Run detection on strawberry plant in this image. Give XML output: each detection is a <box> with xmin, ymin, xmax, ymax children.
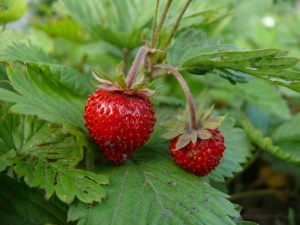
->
<box><xmin>1</xmin><ymin>0</ymin><xmax>300</xmax><ymax>224</ymax></box>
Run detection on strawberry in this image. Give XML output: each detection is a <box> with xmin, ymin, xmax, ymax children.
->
<box><xmin>169</xmin><ymin>129</ymin><xmax>225</xmax><ymax>176</ymax></box>
<box><xmin>84</xmin><ymin>47</ymin><xmax>157</xmax><ymax>165</ymax></box>
<box><xmin>157</xmin><ymin>64</ymin><xmax>227</xmax><ymax>176</ymax></box>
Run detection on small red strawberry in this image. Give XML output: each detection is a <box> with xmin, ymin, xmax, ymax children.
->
<box><xmin>84</xmin><ymin>47</ymin><xmax>157</xmax><ymax>165</ymax></box>
<box><xmin>158</xmin><ymin>64</ymin><xmax>226</xmax><ymax>176</ymax></box>
<box><xmin>169</xmin><ymin>129</ymin><xmax>225</xmax><ymax>176</ymax></box>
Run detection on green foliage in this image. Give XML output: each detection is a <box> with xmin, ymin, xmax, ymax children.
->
<box><xmin>0</xmin><ymin>107</ymin><xmax>108</xmax><ymax>204</ymax></box>
<box><xmin>242</xmin><ymin>117</ymin><xmax>300</xmax><ymax>163</ymax></box>
<box><xmin>0</xmin><ymin>40</ymin><xmax>93</xmax><ymax>96</ymax></box>
<box><xmin>61</xmin><ymin>0</ymin><xmax>154</xmax><ymax>50</ymax></box>
<box><xmin>0</xmin><ymin>1</ymin><xmax>300</xmax><ymax>224</ymax></box>
<box><xmin>68</xmin><ymin>148</ymin><xmax>239</xmax><ymax>225</ymax></box>
<box><xmin>0</xmin><ymin>0</ymin><xmax>27</xmax><ymax>24</ymax></box>
<box><xmin>168</xmin><ymin>29</ymin><xmax>300</xmax><ymax>92</ymax></box>
<box><xmin>0</xmin><ymin>173</ymin><xmax>69</xmax><ymax>225</ymax></box>
<box><xmin>34</xmin><ymin>17</ymin><xmax>93</xmax><ymax>43</ymax></box>
<box><xmin>272</xmin><ymin>112</ymin><xmax>300</xmax><ymax>161</ymax></box>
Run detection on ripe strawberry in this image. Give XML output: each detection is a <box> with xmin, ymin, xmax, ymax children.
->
<box><xmin>158</xmin><ymin>63</ymin><xmax>227</xmax><ymax>177</ymax></box>
<box><xmin>169</xmin><ymin>129</ymin><xmax>225</xmax><ymax>176</ymax></box>
<box><xmin>84</xmin><ymin>89</ymin><xmax>156</xmax><ymax>165</ymax></box>
<box><xmin>84</xmin><ymin>47</ymin><xmax>157</xmax><ymax>165</ymax></box>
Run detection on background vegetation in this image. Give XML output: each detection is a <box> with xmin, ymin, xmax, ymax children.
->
<box><xmin>0</xmin><ymin>0</ymin><xmax>300</xmax><ymax>224</ymax></box>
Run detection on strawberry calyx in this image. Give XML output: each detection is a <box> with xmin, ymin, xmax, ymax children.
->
<box><xmin>92</xmin><ymin>47</ymin><xmax>158</xmax><ymax>98</ymax></box>
<box><xmin>161</xmin><ymin>103</ymin><xmax>227</xmax><ymax>150</ymax></box>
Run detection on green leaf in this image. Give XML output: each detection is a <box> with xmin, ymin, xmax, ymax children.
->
<box><xmin>272</xmin><ymin>112</ymin><xmax>300</xmax><ymax>142</ymax></box>
<box><xmin>5</xmin><ymin>63</ymin><xmax>86</xmax><ymax>130</ymax></box>
<box><xmin>167</xmin><ymin>28</ymin><xmax>240</xmax><ymax>67</ymax></box>
<box><xmin>0</xmin><ymin>108</ymin><xmax>109</xmax><ymax>204</ymax></box>
<box><xmin>62</xmin><ymin>0</ymin><xmax>154</xmax><ymax>50</ymax></box>
<box><xmin>34</xmin><ymin>17</ymin><xmax>93</xmax><ymax>43</ymax></box>
<box><xmin>0</xmin><ymin>88</ymin><xmax>23</xmax><ymax>103</ymax></box>
<box><xmin>68</xmin><ymin>149</ymin><xmax>239</xmax><ymax>225</ymax></box>
<box><xmin>208</xmin><ymin>117</ymin><xmax>252</xmax><ymax>182</ymax></box>
<box><xmin>0</xmin><ymin>28</ymin><xmax>22</xmax><ymax>49</ymax></box>
<box><xmin>211</xmin><ymin>68</ymin><xmax>250</xmax><ymax>84</ymax></box>
<box><xmin>0</xmin><ymin>0</ymin><xmax>27</xmax><ymax>24</ymax></box>
<box><xmin>0</xmin><ymin>149</ymin><xmax>15</xmax><ymax>172</ymax></box>
<box><xmin>242</xmin><ymin>117</ymin><xmax>300</xmax><ymax>163</ymax></box>
<box><xmin>0</xmin><ymin>174</ymin><xmax>68</xmax><ymax>225</ymax></box>
<box><xmin>0</xmin><ymin>40</ymin><xmax>93</xmax><ymax>96</ymax></box>
<box><xmin>180</xmin><ymin>46</ymin><xmax>300</xmax><ymax>92</ymax></box>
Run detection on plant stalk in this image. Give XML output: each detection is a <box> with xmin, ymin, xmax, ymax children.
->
<box><xmin>150</xmin><ymin>0</ymin><xmax>160</xmax><ymax>48</ymax></box>
<box><xmin>158</xmin><ymin>64</ymin><xmax>197</xmax><ymax>130</ymax></box>
<box><xmin>152</xmin><ymin>0</ymin><xmax>173</xmax><ymax>48</ymax></box>
<box><xmin>159</xmin><ymin>0</ymin><xmax>192</xmax><ymax>61</ymax></box>
<box><xmin>126</xmin><ymin>47</ymin><xmax>148</xmax><ymax>88</ymax></box>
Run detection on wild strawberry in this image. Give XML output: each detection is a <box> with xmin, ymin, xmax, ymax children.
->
<box><xmin>169</xmin><ymin>129</ymin><xmax>225</xmax><ymax>176</ymax></box>
<box><xmin>158</xmin><ymin>64</ymin><xmax>227</xmax><ymax>176</ymax></box>
<box><xmin>84</xmin><ymin>47</ymin><xmax>157</xmax><ymax>165</ymax></box>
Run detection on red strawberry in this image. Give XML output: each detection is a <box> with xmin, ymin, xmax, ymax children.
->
<box><xmin>84</xmin><ymin>89</ymin><xmax>156</xmax><ymax>165</ymax></box>
<box><xmin>157</xmin><ymin>64</ymin><xmax>227</xmax><ymax>177</ymax></box>
<box><xmin>84</xmin><ymin>47</ymin><xmax>157</xmax><ymax>165</ymax></box>
<box><xmin>169</xmin><ymin>129</ymin><xmax>225</xmax><ymax>176</ymax></box>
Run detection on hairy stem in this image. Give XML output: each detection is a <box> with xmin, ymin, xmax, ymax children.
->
<box><xmin>157</xmin><ymin>64</ymin><xmax>197</xmax><ymax>130</ymax></box>
<box><xmin>150</xmin><ymin>0</ymin><xmax>160</xmax><ymax>48</ymax></box>
<box><xmin>126</xmin><ymin>47</ymin><xmax>148</xmax><ymax>88</ymax></box>
<box><xmin>152</xmin><ymin>0</ymin><xmax>173</xmax><ymax>48</ymax></box>
<box><xmin>159</xmin><ymin>0</ymin><xmax>192</xmax><ymax>61</ymax></box>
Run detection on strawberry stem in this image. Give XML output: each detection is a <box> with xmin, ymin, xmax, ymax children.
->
<box><xmin>152</xmin><ymin>0</ymin><xmax>173</xmax><ymax>48</ymax></box>
<box><xmin>158</xmin><ymin>0</ymin><xmax>192</xmax><ymax>61</ymax></box>
<box><xmin>150</xmin><ymin>0</ymin><xmax>160</xmax><ymax>48</ymax></box>
<box><xmin>126</xmin><ymin>47</ymin><xmax>148</xmax><ymax>89</ymax></box>
<box><xmin>158</xmin><ymin>64</ymin><xmax>198</xmax><ymax>130</ymax></box>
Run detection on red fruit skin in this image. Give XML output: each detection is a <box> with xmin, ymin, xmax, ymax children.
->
<box><xmin>84</xmin><ymin>89</ymin><xmax>156</xmax><ymax>165</ymax></box>
<box><xmin>169</xmin><ymin>129</ymin><xmax>225</xmax><ymax>176</ymax></box>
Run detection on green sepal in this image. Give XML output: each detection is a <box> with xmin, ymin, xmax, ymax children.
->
<box><xmin>199</xmin><ymin>104</ymin><xmax>214</xmax><ymax>122</ymax></box>
<box><xmin>175</xmin><ymin>133</ymin><xmax>192</xmax><ymax>150</ymax></box>
<box><xmin>92</xmin><ymin>67</ymin><xmax>116</xmax><ymax>85</ymax></box>
<box><xmin>161</xmin><ymin>102</ymin><xmax>227</xmax><ymax>149</ymax></box>
<box><xmin>160</xmin><ymin>128</ymin><xmax>185</xmax><ymax>139</ymax></box>
<box><xmin>131</xmin><ymin>82</ymin><xmax>151</xmax><ymax>93</ymax></box>
<box><xmin>116</xmin><ymin>61</ymin><xmax>125</xmax><ymax>76</ymax></box>
<box><xmin>197</xmin><ymin>130</ymin><xmax>212</xmax><ymax>139</ymax></box>
<box><xmin>116</xmin><ymin>74</ymin><xmax>127</xmax><ymax>89</ymax></box>
<box><xmin>202</xmin><ymin>122</ymin><xmax>222</xmax><ymax>129</ymax></box>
